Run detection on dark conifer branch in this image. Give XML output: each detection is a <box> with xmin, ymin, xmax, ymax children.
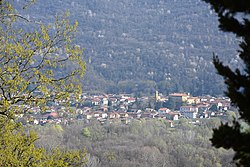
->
<box><xmin>204</xmin><ymin>0</ymin><xmax>250</xmax><ymax>166</ymax></box>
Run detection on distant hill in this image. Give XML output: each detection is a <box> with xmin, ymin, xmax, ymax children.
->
<box><xmin>16</xmin><ymin>0</ymin><xmax>239</xmax><ymax>96</ymax></box>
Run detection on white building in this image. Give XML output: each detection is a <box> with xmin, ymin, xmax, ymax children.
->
<box><xmin>180</xmin><ymin>106</ymin><xmax>198</xmax><ymax>119</ymax></box>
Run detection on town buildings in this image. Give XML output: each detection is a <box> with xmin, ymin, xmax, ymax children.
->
<box><xmin>17</xmin><ymin>92</ymin><xmax>233</xmax><ymax>127</ymax></box>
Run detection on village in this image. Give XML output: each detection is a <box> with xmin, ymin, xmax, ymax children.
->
<box><xmin>17</xmin><ymin>91</ymin><xmax>234</xmax><ymax>127</ymax></box>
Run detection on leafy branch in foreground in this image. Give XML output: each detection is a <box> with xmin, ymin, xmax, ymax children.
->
<box><xmin>0</xmin><ymin>1</ymin><xmax>88</xmax><ymax>166</ymax></box>
<box><xmin>0</xmin><ymin>1</ymin><xmax>86</xmax><ymax>118</ymax></box>
<box><xmin>0</xmin><ymin>116</ymin><xmax>88</xmax><ymax>166</ymax></box>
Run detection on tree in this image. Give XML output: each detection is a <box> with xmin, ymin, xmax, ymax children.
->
<box><xmin>82</xmin><ymin>127</ymin><xmax>91</xmax><ymax>138</ymax></box>
<box><xmin>209</xmin><ymin>104</ymin><xmax>218</xmax><ymax>112</ymax></box>
<box><xmin>0</xmin><ymin>116</ymin><xmax>88</xmax><ymax>166</ymax></box>
<box><xmin>0</xmin><ymin>1</ymin><xmax>87</xmax><ymax>165</ymax></box>
<box><xmin>0</xmin><ymin>0</ymin><xmax>86</xmax><ymax>118</ymax></box>
<box><xmin>202</xmin><ymin>0</ymin><xmax>250</xmax><ymax>166</ymax></box>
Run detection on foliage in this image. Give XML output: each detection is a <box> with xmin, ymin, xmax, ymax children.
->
<box><xmin>0</xmin><ymin>116</ymin><xmax>87</xmax><ymax>166</ymax></box>
<box><xmin>82</xmin><ymin>127</ymin><xmax>91</xmax><ymax>138</ymax></box>
<box><xmin>0</xmin><ymin>0</ymin><xmax>86</xmax><ymax>118</ymax></box>
<box><xmin>12</xmin><ymin>0</ymin><xmax>238</xmax><ymax>96</ymax></box>
<box><xmin>202</xmin><ymin>0</ymin><xmax>250</xmax><ymax>166</ymax></box>
<box><xmin>34</xmin><ymin>119</ymin><xmax>235</xmax><ymax>167</ymax></box>
<box><xmin>165</xmin><ymin>98</ymin><xmax>184</xmax><ymax>110</ymax></box>
<box><xmin>209</xmin><ymin>104</ymin><xmax>218</xmax><ymax>112</ymax></box>
<box><xmin>0</xmin><ymin>1</ymin><xmax>87</xmax><ymax>166</ymax></box>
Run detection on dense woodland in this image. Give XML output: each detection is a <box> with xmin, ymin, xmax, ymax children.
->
<box><xmin>32</xmin><ymin>118</ymin><xmax>235</xmax><ymax>167</ymax></box>
<box><xmin>14</xmin><ymin>0</ymin><xmax>239</xmax><ymax>96</ymax></box>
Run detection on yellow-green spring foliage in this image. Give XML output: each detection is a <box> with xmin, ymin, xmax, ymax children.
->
<box><xmin>0</xmin><ymin>1</ymin><xmax>86</xmax><ymax>117</ymax></box>
<box><xmin>0</xmin><ymin>117</ymin><xmax>88</xmax><ymax>166</ymax></box>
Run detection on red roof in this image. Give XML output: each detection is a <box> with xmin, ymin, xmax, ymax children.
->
<box><xmin>159</xmin><ymin>108</ymin><xmax>170</xmax><ymax>111</ymax></box>
<box><xmin>169</xmin><ymin>93</ymin><xmax>188</xmax><ymax>97</ymax></box>
<box><xmin>49</xmin><ymin>112</ymin><xmax>58</xmax><ymax>117</ymax></box>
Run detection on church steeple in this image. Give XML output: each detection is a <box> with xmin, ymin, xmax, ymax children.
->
<box><xmin>155</xmin><ymin>90</ymin><xmax>159</xmax><ymax>102</ymax></box>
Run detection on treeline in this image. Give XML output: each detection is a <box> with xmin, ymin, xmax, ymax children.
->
<box><xmin>32</xmin><ymin>118</ymin><xmax>235</xmax><ymax>167</ymax></box>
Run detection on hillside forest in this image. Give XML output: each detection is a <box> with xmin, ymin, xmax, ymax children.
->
<box><xmin>15</xmin><ymin>0</ymin><xmax>239</xmax><ymax>96</ymax></box>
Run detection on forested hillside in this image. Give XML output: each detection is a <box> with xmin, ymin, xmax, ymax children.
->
<box><xmin>16</xmin><ymin>0</ymin><xmax>238</xmax><ymax>95</ymax></box>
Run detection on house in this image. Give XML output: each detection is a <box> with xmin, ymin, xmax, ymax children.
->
<box><xmin>93</xmin><ymin>111</ymin><xmax>102</xmax><ymax>118</ymax></box>
<box><xmin>186</xmin><ymin>97</ymin><xmax>200</xmax><ymax>105</ymax></box>
<box><xmin>120</xmin><ymin>112</ymin><xmax>129</xmax><ymax>118</ymax></box>
<box><xmin>127</xmin><ymin>98</ymin><xmax>136</xmax><ymax>104</ymax></box>
<box><xmin>166</xmin><ymin>112</ymin><xmax>179</xmax><ymax>120</ymax></box>
<box><xmin>219</xmin><ymin>102</ymin><xmax>230</xmax><ymax>111</ymax></box>
<box><xmin>141</xmin><ymin>111</ymin><xmax>158</xmax><ymax>119</ymax></box>
<box><xmin>119</xmin><ymin>112</ymin><xmax>130</xmax><ymax>124</ymax></box>
<box><xmin>200</xmin><ymin>95</ymin><xmax>213</xmax><ymax>102</ymax></box>
<box><xmin>109</xmin><ymin>98</ymin><xmax>118</xmax><ymax>103</ymax></box>
<box><xmin>109</xmin><ymin>112</ymin><xmax>120</xmax><ymax>119</ymax></box>
<box><xmin>101</xmin><ymin>112</ymin><xmax>108</xmax><ymax>119</ymax></box>
<box><xmin>199</xmin><ymin>111</ymin><xmax>209</xmax><ymax>118</ymax></box>
<box><xmin>168</xmin><ymin>93</ymin><xmax>189</xmax><ymax>102</ymax></box>
<box><xmin>180</xmin><ymin>106</ymin><xmax>198</xmax><ymax>113</ymax></box>
<box><xmin>33</xmin><ymin>119</ymin><xmax>39</xmax><ymax>125</ymax></box>
<box><xmin>180</xmin><ymin>106</ymin><xmax>198</xmax><ymax>119</ymax></box>
<box><xmin>102</xmin><ymin>98</ymin><xmax>109</xmax><ymax>106</ymax></box>
<box><xmin>182</xmin><ymin>111</ymin><xmax>198</xmax><ymax>119</ymax></box>
<box><xmin>127</xmin><ymin>112</ymin><xmax>140</xmax><ymax>119</ymax></box>
<box><xmin>83</xmin><ymin>113</ymin><xmax>93</xmax><ymax>120</ymax></box>
<box><xmin>92</xmin><ymin>98</ymin><xmax>101</xmax><ymax>106</ymax></box>
<box><xmin>145</xmin><ymin>108</ymin><xmax>155</xmax><ymax>112</ymax></box>
<box><xmin>212</xmin><ymin>100</ymin><xmax>231</xmax><ymax>111</ymax></box>
<box><xmin>158</xmin><ymin>108</ymin><xmax>171</xmax><ymax>114</ymax></box>
<box><xmin>155</xmin><ymin>114</ymin><xmax>166</xmax><ymax>119</ymax></box>
<box><xmin>119</xmin><ymin>105</ymin><xmax>128</xmax><ymax>111</ymax></box>
<box><xmin>43</xmin><ymin>112</ymin><xmax>58</xmax><ymax>120</ymax></box>
<box><xmin>196</xmin><ymin>103</ymin><xmax>210</xmax><ymax>112</ymax></box>
<box><xmin>100</xmin><ymin>106</ymin><xmax>108</xmax><ymax>112</ymax></box>
<box><xmin>109</xmin><ymin>98</ymin><xmax>118</xmax><ymax>106</ymax></box>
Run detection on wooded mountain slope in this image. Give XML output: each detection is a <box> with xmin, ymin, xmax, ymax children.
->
<box><xmin>16</xmin><ymin>0</ymin><xmax>238</xmax><ymax>95</ymax></box>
